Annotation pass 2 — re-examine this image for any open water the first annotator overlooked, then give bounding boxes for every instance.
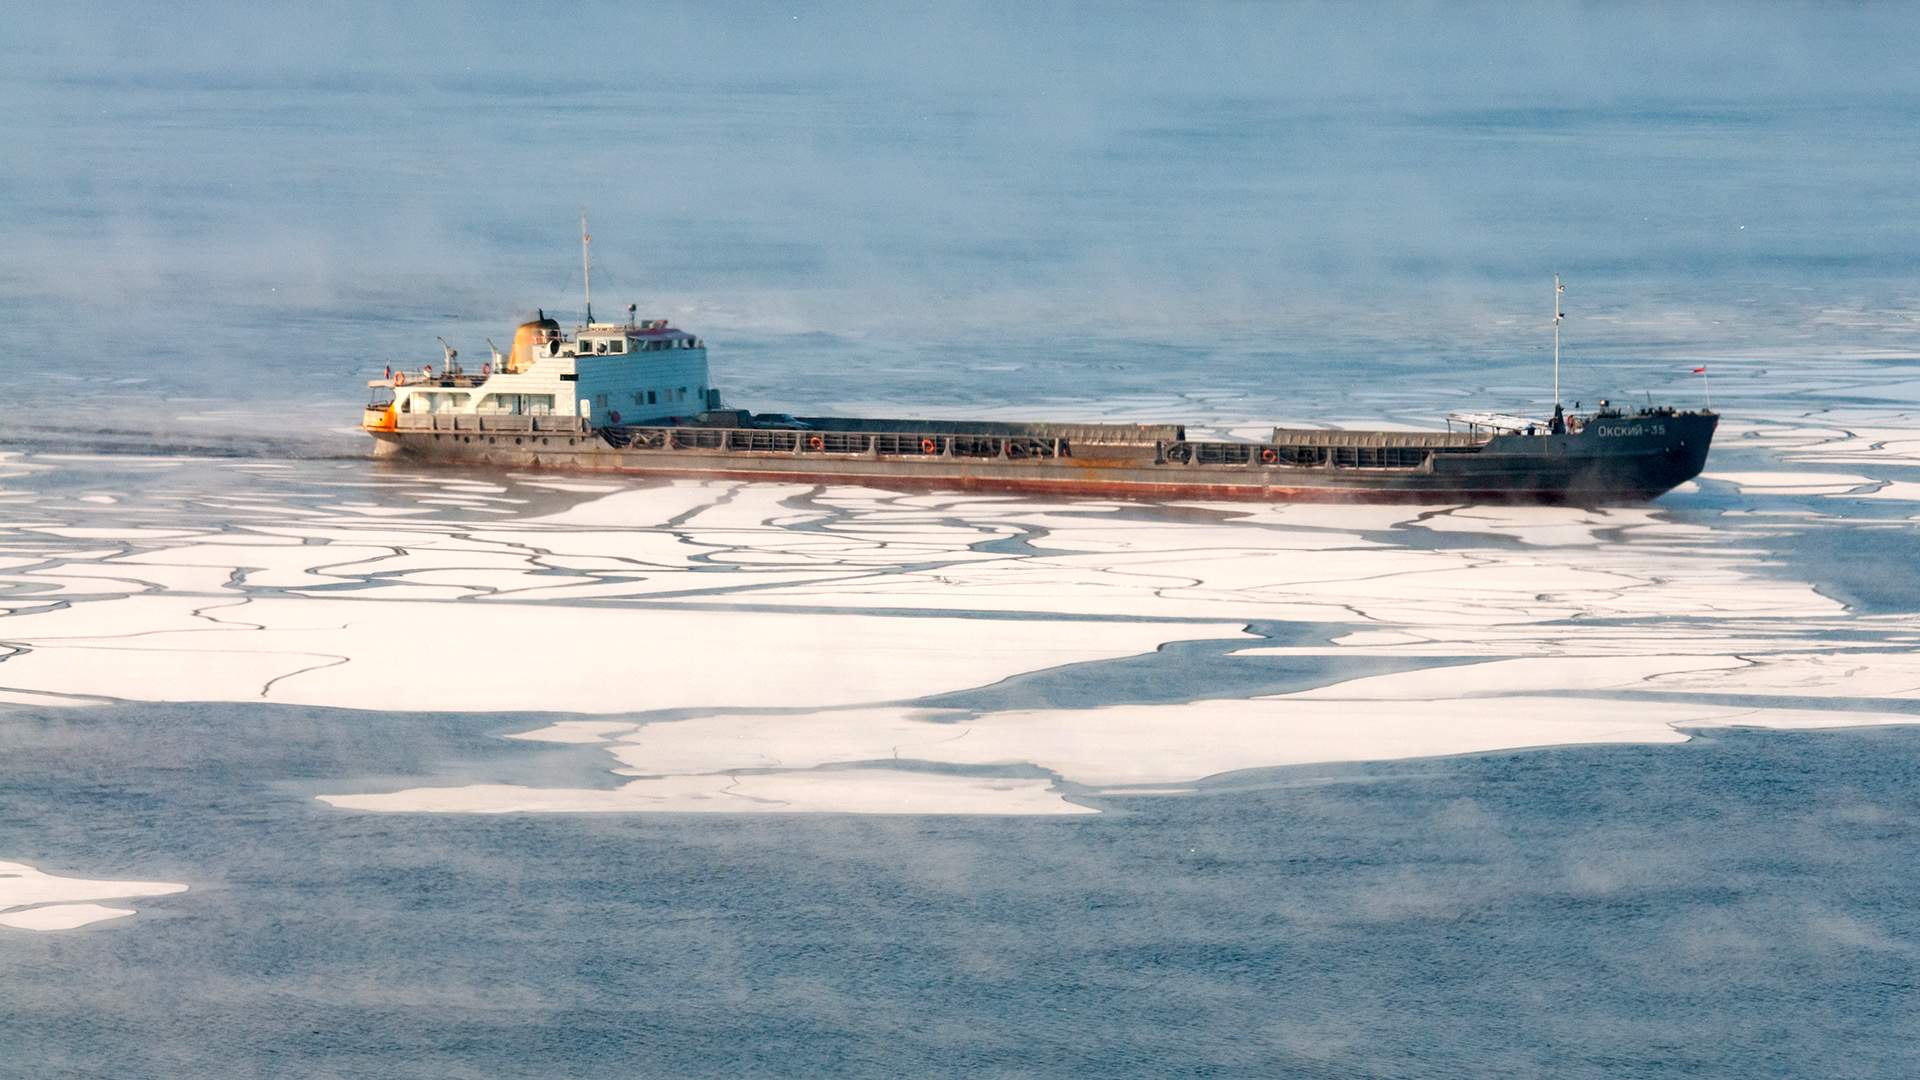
[2,706,1916,1078]
[3,4,1919,1077]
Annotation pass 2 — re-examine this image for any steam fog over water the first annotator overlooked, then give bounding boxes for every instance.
[3,4,1919,1077]
[7,3,1920,448]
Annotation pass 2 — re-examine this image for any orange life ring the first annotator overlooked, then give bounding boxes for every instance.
[808,435,825,451]
[392,371,406,386]
[1260,447,1278,464]
[920,437,937,454]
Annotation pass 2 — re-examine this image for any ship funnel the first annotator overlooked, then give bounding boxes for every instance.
[508,311,562,373]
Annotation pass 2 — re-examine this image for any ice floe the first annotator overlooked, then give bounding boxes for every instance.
[1703,471,1876,495]
[0,437,1917,816]
[0,860,187,932]
[328,691,1920,813]
[320,769,1091,816]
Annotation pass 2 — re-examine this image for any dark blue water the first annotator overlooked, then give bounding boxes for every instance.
[0,703,1914,1078]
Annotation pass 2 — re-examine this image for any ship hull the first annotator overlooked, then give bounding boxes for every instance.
[369,412,1716,504]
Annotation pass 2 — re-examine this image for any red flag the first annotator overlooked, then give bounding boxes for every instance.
[1692,366,1706,374]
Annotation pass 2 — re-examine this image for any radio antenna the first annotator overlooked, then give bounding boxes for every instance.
[580,209,593,325]
[1553,274,1565,411]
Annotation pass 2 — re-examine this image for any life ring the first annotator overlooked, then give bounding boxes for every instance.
[391,371,406,386]
[808,435,825,451]
[609,410,622,425]
[920,437,937,455]
[1260,447,1278,464]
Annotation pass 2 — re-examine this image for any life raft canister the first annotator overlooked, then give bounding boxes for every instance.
[920,437,938,454]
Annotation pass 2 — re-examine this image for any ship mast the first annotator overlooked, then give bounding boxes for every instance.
[581,209,593,325]
[1553,274,1564,412]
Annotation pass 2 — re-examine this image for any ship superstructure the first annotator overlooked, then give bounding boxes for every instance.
[365,310,714,434]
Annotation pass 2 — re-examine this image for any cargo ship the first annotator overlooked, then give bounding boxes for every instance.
[363,252,1715,502]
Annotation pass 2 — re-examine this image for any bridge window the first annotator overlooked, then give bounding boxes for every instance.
[414,392,465,413]
[607,338,625,355]
[478,393,556,415]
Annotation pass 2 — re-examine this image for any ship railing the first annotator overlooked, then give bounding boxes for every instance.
[395,413,586,434]
[1274,427,1491,448]
[794,419,1179,445]
[872,433,944,456]
[726,429,800,453]
[614,426,1066,460]
[948,435,1003,458]
[1163,441,1434,470]
[1193,443,1251,466]
[608,423,1438,470]
[1445,412,1543,436]
[1002,437,1057,459]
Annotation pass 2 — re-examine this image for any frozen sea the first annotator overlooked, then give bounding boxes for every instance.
[4,5,1920,1077]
